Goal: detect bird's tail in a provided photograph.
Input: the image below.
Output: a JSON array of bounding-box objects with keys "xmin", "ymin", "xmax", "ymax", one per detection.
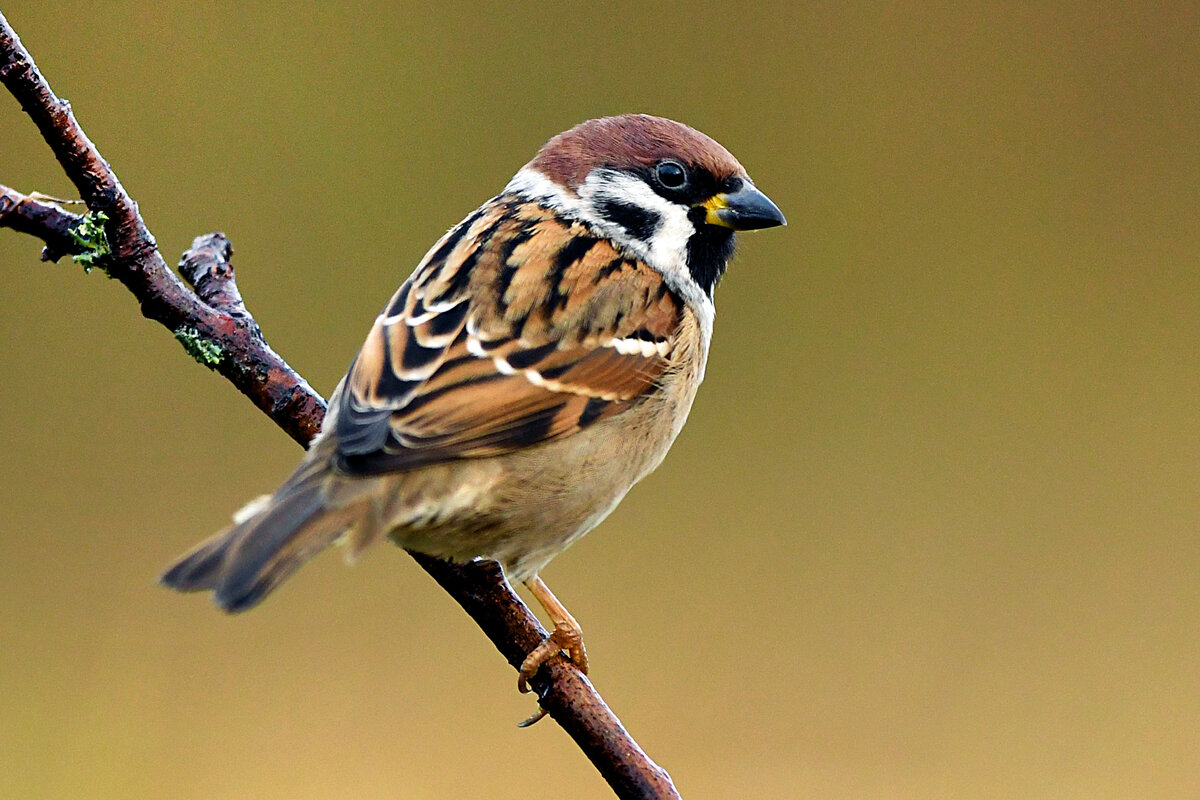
[{"xmin": 160, "ymin": 451, "xmax": 378, "ymax": 612}]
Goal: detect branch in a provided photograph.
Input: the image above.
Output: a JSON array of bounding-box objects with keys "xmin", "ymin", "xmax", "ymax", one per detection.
[
  {"xmin": 0, "ymin": 14, "xmax": 681, "ymax": 800},
  {"xmin": 0, "ymin": 185, "xmax": 82, "ymax": 261}
]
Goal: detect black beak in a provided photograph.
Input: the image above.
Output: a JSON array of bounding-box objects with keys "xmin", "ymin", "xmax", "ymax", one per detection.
[{"xmin": 702, "ymin": 181, "xmax": 787, "ymax": 231}]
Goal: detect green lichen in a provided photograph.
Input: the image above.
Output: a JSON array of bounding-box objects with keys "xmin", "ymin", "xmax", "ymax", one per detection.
[
  {"xmin": 69, "ymin": 211, "xmax": 111, "ymax": 273},
  {"xmin": 174, "ymin": 326, "xmax": 224, "ymax": 369}
]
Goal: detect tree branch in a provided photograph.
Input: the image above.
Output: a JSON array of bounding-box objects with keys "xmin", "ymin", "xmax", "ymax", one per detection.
[
  {"xmin": 0, "ymin": 185, "xmax": 82, "ymax": 261},
  {"xmin": 0, "ymin": 13, "xmax": 681, "ymax": 800}
]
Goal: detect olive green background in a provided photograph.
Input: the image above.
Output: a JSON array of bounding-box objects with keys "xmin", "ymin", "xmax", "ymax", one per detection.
[{"xmin": 3, "ymin": 3, "xmax": 1199, "ymax": 798}]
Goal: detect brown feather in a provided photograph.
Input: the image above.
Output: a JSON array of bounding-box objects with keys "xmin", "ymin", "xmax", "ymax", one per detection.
[{"xmin": 333, "ymin": 196, "xmax": 684, "ymax": 475}]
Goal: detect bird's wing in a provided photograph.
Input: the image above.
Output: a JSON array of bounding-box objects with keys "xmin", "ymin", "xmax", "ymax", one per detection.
[{"xmin": 332, "ymin": 196, "xmax": 684, "ymax": 474}]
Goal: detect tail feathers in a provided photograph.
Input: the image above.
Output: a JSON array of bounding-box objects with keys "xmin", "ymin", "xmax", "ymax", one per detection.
[
  {"xmin": 161, "ymin": 474, "xmax": 370, "ymax": 613},
  {"xmin": 159, "ymin": 527, "xmax": 235, "ymax": 593}
]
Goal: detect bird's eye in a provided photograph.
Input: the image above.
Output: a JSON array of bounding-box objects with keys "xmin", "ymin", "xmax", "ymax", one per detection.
[{"xmin": 655, "ymin": 160, "xmax": 687, "ymax": 189}]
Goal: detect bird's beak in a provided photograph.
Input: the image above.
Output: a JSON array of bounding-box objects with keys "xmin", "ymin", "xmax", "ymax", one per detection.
[{"xmin": 702, "ymin": 182, "xmax": 787, "ymax": 231}]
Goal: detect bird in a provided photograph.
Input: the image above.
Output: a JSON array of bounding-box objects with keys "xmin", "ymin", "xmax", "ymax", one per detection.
[{"xmin": 161, "ymin": 113, "xmax": 785, "ymax": 714}]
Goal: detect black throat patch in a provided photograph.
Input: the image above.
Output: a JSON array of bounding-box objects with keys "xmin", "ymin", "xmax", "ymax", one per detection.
[{"xmin": 685, "ymin": 212, "xmax": 736, "ymax": 297}]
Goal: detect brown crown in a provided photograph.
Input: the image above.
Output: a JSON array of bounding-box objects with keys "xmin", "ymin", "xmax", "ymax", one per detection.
[{"xmin": 528, "ymin": 114, "xmax": 747, "ymax": 191}]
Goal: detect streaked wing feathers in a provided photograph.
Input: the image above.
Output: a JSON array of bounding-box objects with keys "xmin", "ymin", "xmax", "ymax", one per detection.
[{"xmin": 334, "ymin": 196, "xmax": 682, "ymax": 474}]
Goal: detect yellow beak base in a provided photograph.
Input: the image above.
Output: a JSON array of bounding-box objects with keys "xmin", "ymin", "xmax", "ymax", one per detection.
[{"xmin": 699, "ymin": 183, "xmax": 786, "ymax": 231}]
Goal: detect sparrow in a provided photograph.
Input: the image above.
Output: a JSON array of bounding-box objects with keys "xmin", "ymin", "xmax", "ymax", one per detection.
[{"xmin": 162, "ymin": 113, "xmax": 785, "ymax": 714}]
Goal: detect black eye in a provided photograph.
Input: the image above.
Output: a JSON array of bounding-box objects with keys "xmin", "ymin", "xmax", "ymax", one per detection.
[{"xmin": 655, "ymin": 160, "xmax": 687, "ymax": 189}]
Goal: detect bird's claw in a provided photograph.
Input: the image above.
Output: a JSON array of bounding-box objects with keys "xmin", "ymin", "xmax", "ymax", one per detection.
[
  {"xmin": 515, "ymin": 623, "xmax": 588, "ymax": 726},
  {"xmin": 517, "ymin": 623, "xmax": 588, "ymax": 694}
]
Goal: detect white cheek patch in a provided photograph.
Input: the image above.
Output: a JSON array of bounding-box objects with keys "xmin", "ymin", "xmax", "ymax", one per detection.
[{"xmin": 577, "ymin": 170, "xmax": 694, "ymax": 272}]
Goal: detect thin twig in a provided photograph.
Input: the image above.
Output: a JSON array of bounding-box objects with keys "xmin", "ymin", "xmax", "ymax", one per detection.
[
  {"xmin": 0, "ymin": 184, "xmax": 83, "ymax": 261},
  {"xmin": 0, "ymin": 13, "xmax": 681, "ymax": 800}
]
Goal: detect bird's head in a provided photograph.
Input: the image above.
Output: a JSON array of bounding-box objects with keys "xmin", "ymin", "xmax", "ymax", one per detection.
[{"xmin": 506, "ymin": 114, "xmax": 785, "ymax": 303}]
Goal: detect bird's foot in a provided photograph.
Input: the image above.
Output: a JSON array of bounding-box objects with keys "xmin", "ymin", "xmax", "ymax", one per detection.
[
  {"xmin": 515, "ymin": 575, "xmax": 589, "ymax": 726},
  {"xmin": 516, "ymin": 620, "xmax": 588, "ymax": 727},
  {"xmin": 518, "ymin": 620, "xmax": 588, "ymax": 693}
]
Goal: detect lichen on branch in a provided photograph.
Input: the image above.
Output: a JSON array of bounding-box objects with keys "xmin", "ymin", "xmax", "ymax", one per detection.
[
  {"xmin": 174, "ymin": 325, "xmax": 224, "ymax": 368},
  {"xmin": 68, "ymin": 210, "xmax": 110, "ymax": 272}
]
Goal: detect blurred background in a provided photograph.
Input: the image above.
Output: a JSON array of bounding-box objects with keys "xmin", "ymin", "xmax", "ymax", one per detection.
[{"xmin": 2, "ymin": 2, "xmax": 1199, "ymax": 798}]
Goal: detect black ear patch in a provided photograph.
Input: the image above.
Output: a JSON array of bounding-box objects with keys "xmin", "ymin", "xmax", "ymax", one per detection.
[{"xmin": 594, "ymin": 196, "xmax": 661, "ymax": 242}]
